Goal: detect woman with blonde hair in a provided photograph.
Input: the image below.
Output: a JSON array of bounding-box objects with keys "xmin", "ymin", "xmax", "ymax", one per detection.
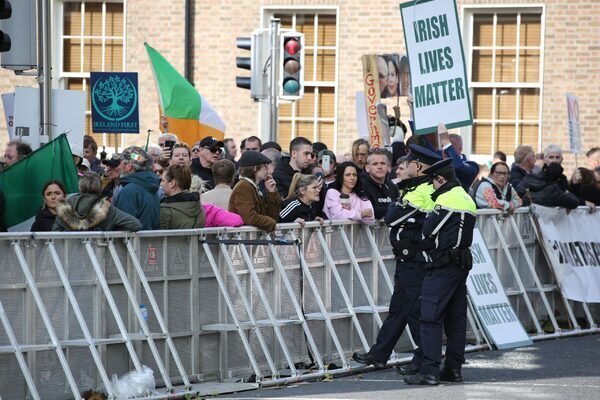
[{"xmin": 279, "ymin": 173, "xmax": 324, "ymax": 225}]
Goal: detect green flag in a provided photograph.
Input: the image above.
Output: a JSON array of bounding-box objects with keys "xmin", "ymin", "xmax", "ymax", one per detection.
[{"xmin": 0, "ymin": 134, "xmax": 79, "ymax": 230}]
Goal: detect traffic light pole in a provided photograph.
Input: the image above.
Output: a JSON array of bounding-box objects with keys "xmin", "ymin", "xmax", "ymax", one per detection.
[
  {"xmin": 268, "ymin": 18, "xmax": 280, "ymax": 142},
  {"xmin": 37, "ymin": 0, "xmax": 52, "ymax": 144}
]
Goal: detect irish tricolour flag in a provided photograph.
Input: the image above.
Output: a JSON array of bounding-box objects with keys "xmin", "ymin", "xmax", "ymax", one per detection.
[{"xmin": 145, "ymin": 43, "xmax": 226, "ymax": 145}]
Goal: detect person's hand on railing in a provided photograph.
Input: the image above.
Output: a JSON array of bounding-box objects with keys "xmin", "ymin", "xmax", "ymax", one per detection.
[
  {"xmin": 585, "ymin": 200, "xmax": 596, "ymax": 213},
  {"xmin": 294, "ymin": 217, "xmax": 306, "ymax": 228}
]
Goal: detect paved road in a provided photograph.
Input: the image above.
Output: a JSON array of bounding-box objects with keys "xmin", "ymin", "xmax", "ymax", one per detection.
[{"xmin": 219, "ymin": 334, "xmax": 600, "ymax": 400}]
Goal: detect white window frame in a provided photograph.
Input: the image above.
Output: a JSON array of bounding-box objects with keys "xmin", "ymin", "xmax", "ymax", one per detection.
[
  {"xmin": 55, "ymin": 0, "xmax": 127, "ymax": 150},
  {"xmin": 261, "ymin": 6, "xmax": 340, "ymax": 153},
  {"xmin": 461, "ymin": 4, "xmax": 545, "ymax": 164}
]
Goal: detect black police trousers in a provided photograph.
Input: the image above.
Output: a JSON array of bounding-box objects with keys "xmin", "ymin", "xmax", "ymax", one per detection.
[
  {"xmin": 419, "ymin": 262, "xmax": 469, "ymax": 376},
  {"xmin": 368, "ymin": 260, "xmax": 426, "ymax": 365}
]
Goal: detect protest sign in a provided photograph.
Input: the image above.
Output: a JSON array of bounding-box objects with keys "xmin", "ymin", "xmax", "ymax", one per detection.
[
  {"xmin": 566, "ymin": 93, "xmax": 581, "ymax": 154},
  {"xmin": 400, "ymin": 0, "xmax": 472, "ymax": 134},
  {"xmin": 361, "ymin": 55, "xmax": 386, "ymax": 148},
  {"xmin": 533, "ymin": 205, "xmax": 600, "ymax": 303},
  {"xmin": 467, "ymin": 229, "xmax": 533, "ymax": 349},
  {"xmin": 91, "ymin": 72, "xmax": 140, "ymax": 134}
]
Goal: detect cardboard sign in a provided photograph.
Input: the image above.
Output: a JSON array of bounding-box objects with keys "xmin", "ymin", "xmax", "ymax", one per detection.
[
  {"xmin": 467, "ymin": 229, "xmax": 533, "ymax": 349},
  {"xmin": 400, "ymin": 0, "xmax": 473, "ymax": 134},
  {"xmin": 566, "ymin": 93, "xmax": 581, "ymax": 154},
  {"xmin": 91, "ymin": 72, "xmax": 140, "ymax": 134},
  {"xmin": 361, "ymin": 55, "xmax": 386, "ymax": 148}
]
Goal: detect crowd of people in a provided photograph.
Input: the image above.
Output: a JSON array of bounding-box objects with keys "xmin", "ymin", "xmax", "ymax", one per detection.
[
  {"xmin": 0, "ymin": 128, "xmax": 599, "ymax": 233},
  {"xmin": 1, "ymin": 125, "xmax": 598, "ymax": 385}
]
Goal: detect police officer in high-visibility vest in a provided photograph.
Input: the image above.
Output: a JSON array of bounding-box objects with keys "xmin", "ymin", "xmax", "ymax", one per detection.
[
  {"xmin": 352, "ymin": 145, "xmax": 440, "ymax": 372},
  {"xmin": 404, "ymin": 158, "xmax": 476, "ymax": 385}
]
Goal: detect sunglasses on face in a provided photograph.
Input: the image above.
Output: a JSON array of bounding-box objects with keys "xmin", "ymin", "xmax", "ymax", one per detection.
[
  {"xmin": 192, "ymin": 147, "xmax": 200, "ymax": 153},
  {"xmin": 204, "ymin": 146, "xmax": 222, "ymax": 154}
]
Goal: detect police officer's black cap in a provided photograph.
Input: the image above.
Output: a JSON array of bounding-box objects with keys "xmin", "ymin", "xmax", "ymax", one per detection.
[
  {"xmin": 238, "ymin": 151, "xmax": 272, "ymax": 167},
  {"xmin": 422, "ymin": 158, "xmax": 454, "ymax": 176},
  {"xmin": 407, "ymin": 144, "xmax": 441, "ymax": 166}
]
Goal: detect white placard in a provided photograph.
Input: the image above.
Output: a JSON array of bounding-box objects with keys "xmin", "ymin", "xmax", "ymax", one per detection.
[
  {"xmin": 468, "ymin": 228, "xmax": 533, "ymax": 349},
  {"xmin": 400, "ymin": 0, "xmax": 473, "ymax": 134},
  {"xmin": 566, "ymin": 93, "xmax": 581, "ymax": 154},
  {"xmin": 2, "ymin": 92, "xmax": 16, "ymax": 140},
  {"xmin": 355, "ymin": 91, "xmax": 369, "ymax": 139},
  {"xmin": 13, "ymin": 87, "xmax": 86, "ymax": 151},
  {"xmin": 533, "ymin": 205, "xmax": 600, "ymax": 303}
]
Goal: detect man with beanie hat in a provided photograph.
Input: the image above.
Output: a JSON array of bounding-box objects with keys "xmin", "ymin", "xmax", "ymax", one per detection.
[
  {"xmin": 113, "ymin": 146, "xmax": 161, "ymax": 230},
  {"xmin": 229, "ymin": 151, "xmax": 281, "ymax": 231}
]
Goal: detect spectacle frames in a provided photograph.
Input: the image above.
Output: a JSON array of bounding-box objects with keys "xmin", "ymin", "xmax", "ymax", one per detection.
[{"xmin": 493, "ymin": 171, "xmax": 509, "ymax": 176}]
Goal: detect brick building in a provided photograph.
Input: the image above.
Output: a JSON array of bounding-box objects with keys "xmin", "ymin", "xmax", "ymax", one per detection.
[{"xmin": 0, "ymin": 0, "xmax": 598, "ymax": 171}]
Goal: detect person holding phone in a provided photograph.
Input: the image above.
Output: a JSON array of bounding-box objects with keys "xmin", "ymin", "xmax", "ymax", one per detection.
[
  {"xmin": 323, "ymin": 161, "xmax": 375, "ymax": 224},
  {"xmin": 229, "ymin": 151, "xmax": 281, "ymax": 232}
]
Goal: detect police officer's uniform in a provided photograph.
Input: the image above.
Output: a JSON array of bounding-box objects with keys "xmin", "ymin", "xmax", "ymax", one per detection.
[
  {"xmin": 352, "ymin": 145, "xmax": 440, "ymax": 369},
  {"xmin": 405, "ymin": 158, "xmax": 476, "ymax": 385}
]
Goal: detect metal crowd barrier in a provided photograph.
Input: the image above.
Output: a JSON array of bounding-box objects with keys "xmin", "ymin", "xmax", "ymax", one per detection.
[{"xmin": 0, "ymin": 210, "xmax": 598, "ymax": 399}]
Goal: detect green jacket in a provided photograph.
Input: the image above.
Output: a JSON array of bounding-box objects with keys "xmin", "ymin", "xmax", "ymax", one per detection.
[{"xmin": 160, "ymin": 191, "xmax": 205, "ymax": 229}]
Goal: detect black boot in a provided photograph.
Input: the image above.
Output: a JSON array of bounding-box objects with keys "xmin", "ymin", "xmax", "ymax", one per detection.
[
  {"xmin": 396, "ymin": 362, "xmax": 420, "ymax": 375},
  {"xmin": 404, "ymin": 373, "xmax": 440, "ymax": 385},
  {"xmin": 352, "ymin": 352, "xmax": 386, "ymax": 368},
  {"xmin": 439, "ymin": 365, "xmax": 463, "ymax": 382}
]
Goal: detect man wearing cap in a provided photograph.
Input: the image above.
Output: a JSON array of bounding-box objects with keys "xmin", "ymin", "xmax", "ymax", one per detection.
[
  {"xmin": 113, "ymin": 146, "xmax": 161, "ymax": 230},
  {"xmin": 404, "ymin": 158, "xmax": 476, "ymax": 386},
  {"xmin": 353, "ymin": 144, "xmax": 439, "ymax": 373},
  {"xmin": 229, "ymin": 151, "xmax": 281, "ymax": 231},
  {"xmin": 191, "ymin": 137, "xmax": 224, "ymax": 190},
  {"xmin": 101, "ymin": 154, "xmax": 123, "ymax": 200},
  {"xmin": 361, "ymin": 148, "xmax": 399, "ymax": 219}
]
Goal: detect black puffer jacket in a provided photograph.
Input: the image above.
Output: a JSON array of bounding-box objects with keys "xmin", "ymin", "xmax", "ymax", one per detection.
[{"xmin": 517, "ymin": 165, "xmax": 582, "ymax": 209}]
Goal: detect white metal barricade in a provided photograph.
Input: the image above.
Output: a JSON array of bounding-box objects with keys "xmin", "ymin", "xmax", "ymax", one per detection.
[{"xmin": 0, "ymin": 212, "xmax": 598, "ymax": 399}]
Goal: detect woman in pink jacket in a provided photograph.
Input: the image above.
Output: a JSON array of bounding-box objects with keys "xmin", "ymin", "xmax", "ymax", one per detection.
[
  {"xmin": 323, "ymin": 161, "xmax": 375, "ymax": 224},
  {"xmin": 202, "ymin": 203, "xmax": 243, "ymax": 228}
]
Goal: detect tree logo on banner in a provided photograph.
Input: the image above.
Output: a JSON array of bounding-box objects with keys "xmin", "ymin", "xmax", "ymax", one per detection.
[{"xmin": 92, "ymin": 75, "xmax": 138, "ymax": 121}]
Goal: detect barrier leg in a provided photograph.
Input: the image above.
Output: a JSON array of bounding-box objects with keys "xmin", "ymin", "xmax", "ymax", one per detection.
[
  {"xmin": 490, "ymin": 216, "xmax": 545, "ymax": 334},
  {"xmin": 46, "ymin": 241, "xmax": 115, "ymax": 398},
  {"xmin": 201, "ymin": 242, "xmax": 263, "ymax": 380},
  {"xmin": 266, "ymin": 233, "xmax": 325, "ymax": 372},
  {"xmin": 289, "ymin": 231, "xmax": 349, "ymax": 368},
  {"xmin": 112, "ymin": 240, "xmax": 179, "ymax": 389},
  {"xmin": 466, "ymin": 295, "xmax": 490, "ymax": 348},
  {"xmin": 219, "ymin": 240, "xmax": 278, "ymax": 377},
  {"xmin": 363, "ymin": 227, "xmax": 417, "ymax": 350},
  {"xmin": 316, "ymin": 228, "xmax": 370, "ymax": 351},
  {"xmin": 0, "ymin": 301, "xmax": 41, "ymax": 400},
  {"xmin": 525, "ymin": 214, "xmax": 576, "ymax": 332},
  {"xmin": 238, "ymin": 242, "xmax": 298, "ymax": 377},
  {"xmin": 84, "ymin": 241, "xmax": 144, "ymax": 375},
  {"xmin": 12, "ymin": 241, "xmax": 82, "ymax": 400}
]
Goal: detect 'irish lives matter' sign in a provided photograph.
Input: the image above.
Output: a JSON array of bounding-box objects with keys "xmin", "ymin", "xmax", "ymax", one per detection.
[
  {"xmin": 467, "ymin": 229, "xmax": 532, "ymax": 349},
  {"xmin": 91, "ymin": 72, "xmax": 140, "ymax": 134},
  {"xmin": 400, "ymin": 0, "xmax": 472, "ymax": 134}
]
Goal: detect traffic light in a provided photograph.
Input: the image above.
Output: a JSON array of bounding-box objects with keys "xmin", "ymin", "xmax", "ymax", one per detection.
[
  {"xmin": 279, "ymin": 31, "xmax": 305, "ymax": 101},
  {"xmin": 0, "ymin": 0, "xmax": 36, "ymax": 71},
  {"xmin": 235, "ymin": 30, "xmax": 269, "ymax": 101},
  {"xmin": 0, "ymin": 0, "xmax": 11, "ymax": 52}
]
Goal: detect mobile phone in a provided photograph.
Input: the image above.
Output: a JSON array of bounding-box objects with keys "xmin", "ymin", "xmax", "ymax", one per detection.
[
  {"xmin": 321, "ymin": 155, "xmax": 331, "ymax": 172},
  {"xmin": 165, "ymin": 140, "xmax": 175, "ymax": 149}
]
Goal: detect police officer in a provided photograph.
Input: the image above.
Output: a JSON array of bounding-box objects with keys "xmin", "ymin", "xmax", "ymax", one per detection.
[
  {"xmin": 352, "ymin": 145, "xmax": 440, "ymax": 371},
  {"xmin": 404, "ymin": 158, "xmax": 476, "ymax": 385}
]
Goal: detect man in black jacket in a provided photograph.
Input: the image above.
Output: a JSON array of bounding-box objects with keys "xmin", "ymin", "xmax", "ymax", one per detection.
[
  {"xmin": 273, "ymin": 136, "xmax": 313, "ymax": 198},
  {"xmin": 510, "ymin": 145, "xmax": 535, "ymax": 194},
  {"xmin": 191, "ymin": 137, "xmax": 224, "ymax": 189},
  {"xmin": 361, "ymin": 148, "xmax": 399, "ymax": 219}
]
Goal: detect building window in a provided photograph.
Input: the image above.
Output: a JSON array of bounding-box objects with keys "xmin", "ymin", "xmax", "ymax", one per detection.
[
  {"xmin": 468, "ymin": 10, "xmax": 543, "ymax": 156},
  {"xmin": 61, "ymin": 1, "xmax": 125, "ymax": 148},
  {"xmin": 272, "ymin": 11, "xmax": 338, "ymax": 152}
]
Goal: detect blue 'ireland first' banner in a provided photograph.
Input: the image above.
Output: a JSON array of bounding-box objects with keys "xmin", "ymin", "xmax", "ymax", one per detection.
[{"xmin": 90, "ymin": 72, "xmax": 140, "ymax": 134}]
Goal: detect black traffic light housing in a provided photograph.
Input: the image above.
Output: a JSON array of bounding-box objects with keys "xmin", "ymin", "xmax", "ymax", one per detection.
[
  {"xmin": 279, "ymin": 31, "xmax": 305, "ymax": 101},
  {"xmin": 0, "ymin": 0, "xmax": 12, "ymax": 52}
]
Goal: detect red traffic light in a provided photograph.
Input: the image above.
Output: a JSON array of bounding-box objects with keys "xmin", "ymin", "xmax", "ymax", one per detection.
[{"xmin": 284, "ymin": 38, "xmax": 301, "ymax": 55}]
